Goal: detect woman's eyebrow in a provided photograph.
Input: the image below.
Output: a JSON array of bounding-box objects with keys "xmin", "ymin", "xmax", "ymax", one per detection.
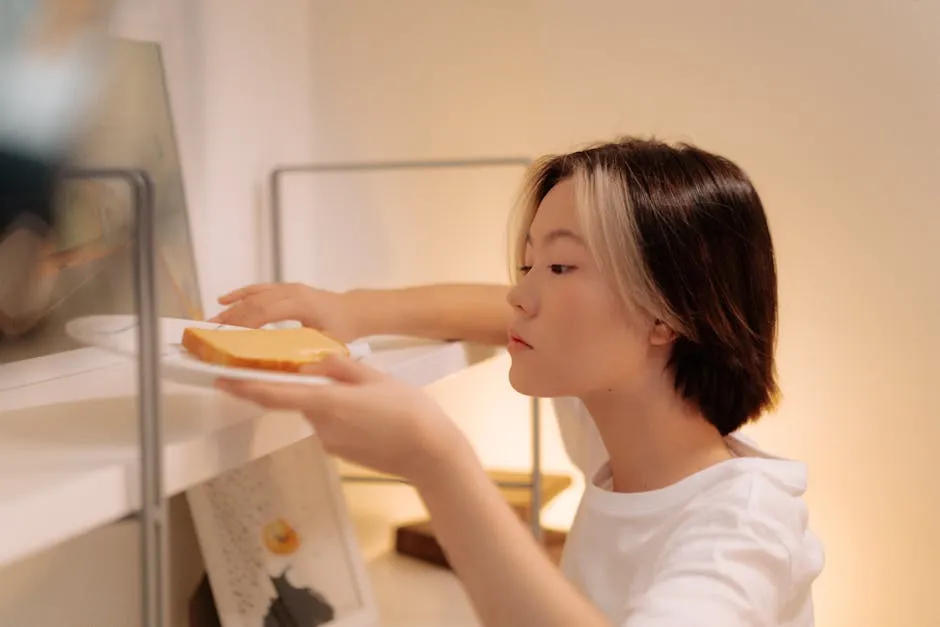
[{"xmin": 525, "ymin": 228, "xmax": 585, "ymax": 245}]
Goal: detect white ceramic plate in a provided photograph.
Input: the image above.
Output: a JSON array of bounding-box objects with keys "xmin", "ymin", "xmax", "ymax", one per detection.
[{"xmin": 65, "ymin": 315, "xmax": 371, "ymax": 388}]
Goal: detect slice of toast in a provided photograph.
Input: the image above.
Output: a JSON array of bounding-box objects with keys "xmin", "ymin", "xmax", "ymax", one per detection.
[{"xmin": 181, "ymin": 326, "xmax": 349, "ymax": 373}]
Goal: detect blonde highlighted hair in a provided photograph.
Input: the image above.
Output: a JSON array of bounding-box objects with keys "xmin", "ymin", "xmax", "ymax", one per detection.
[{"xmin": 510, "ymin": 137, "xmax": 780, "ymax": 434}]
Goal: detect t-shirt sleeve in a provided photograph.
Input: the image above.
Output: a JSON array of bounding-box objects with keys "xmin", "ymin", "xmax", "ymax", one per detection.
[{"xmin": 620, "ymin": 508, "xmax": 798, "ymax": 626}]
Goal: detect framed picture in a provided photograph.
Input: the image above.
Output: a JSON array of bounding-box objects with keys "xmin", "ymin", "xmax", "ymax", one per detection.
[{"xmin": 186, "ymin": 437, "xmax": 379, "ymax": 627}]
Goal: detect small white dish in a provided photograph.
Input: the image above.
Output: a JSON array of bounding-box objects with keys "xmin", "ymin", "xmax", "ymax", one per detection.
[{"xmin": 65, "ymin": 315, "xmax": 371, "ymax": 388}]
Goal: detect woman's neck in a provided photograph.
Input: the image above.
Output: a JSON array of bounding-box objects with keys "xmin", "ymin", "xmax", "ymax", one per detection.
[{"xmin": 580, "ymin": 384, "xmax": 732, "ymax": 494}]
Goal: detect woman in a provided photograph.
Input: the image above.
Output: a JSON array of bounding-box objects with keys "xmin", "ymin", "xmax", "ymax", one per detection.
[{"xmin": 212, "ymin": 137, "xmax": 825, "ymax": 626}]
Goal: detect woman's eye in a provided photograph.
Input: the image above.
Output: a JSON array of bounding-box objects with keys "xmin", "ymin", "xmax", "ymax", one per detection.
[{"xmin": 519, "ymin": 264, "xmax": 575, "ymax": 276}]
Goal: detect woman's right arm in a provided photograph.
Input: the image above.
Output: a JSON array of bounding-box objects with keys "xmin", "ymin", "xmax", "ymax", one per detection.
[
  {"xmin": 212, "ymin": 282, "xmax": 512, "ymax": 347},
  {"xmin": 345, "ymin": 284, "xmax": 512, "ymax": 346}
]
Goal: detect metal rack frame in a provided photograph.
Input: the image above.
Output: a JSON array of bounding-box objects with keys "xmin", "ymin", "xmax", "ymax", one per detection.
[
  {"xmin": 61, "ymin": 168, "xmax": 165, "ymax": 627},
  {"xmin": 267, "ymin": 157, "xmax": 545, "ymax": 539}
]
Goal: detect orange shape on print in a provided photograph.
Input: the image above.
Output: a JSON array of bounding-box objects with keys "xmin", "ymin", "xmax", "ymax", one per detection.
[{"xmin": 262, "ymin": 518, "xmax": 301, "ymax": 556}]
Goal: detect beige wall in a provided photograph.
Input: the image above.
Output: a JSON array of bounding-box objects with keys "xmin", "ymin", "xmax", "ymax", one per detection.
[{"xmin": 295, "ymin": 2, "xmax": 940, "ymax": 626}]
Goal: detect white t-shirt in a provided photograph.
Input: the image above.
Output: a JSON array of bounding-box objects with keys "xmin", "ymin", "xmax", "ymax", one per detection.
[{"xmin": 552, "ymin": 397, "xmax": 825, "ymax": 627}]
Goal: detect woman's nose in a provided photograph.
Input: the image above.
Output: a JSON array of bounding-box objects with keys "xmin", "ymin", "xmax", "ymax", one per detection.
[{"xmin": 507, "ymin": 279, "xmax": 534, "ymax": 316}]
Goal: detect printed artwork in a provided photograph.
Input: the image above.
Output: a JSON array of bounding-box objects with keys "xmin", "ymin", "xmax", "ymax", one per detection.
[
  {"xmin": 0, "ymin": 38, "xmax": 203, "ymax": 363},
  {"xmin": 186, "ymin": 437, "xmax": 373, "ymax": 627}
]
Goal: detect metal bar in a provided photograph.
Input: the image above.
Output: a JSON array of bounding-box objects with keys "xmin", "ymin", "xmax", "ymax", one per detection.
[
  {"xmin": 269, "ymin": 165, "xmax": 284, "ymax": 284},
  {"xmin": 62, "ymin": 168, "xmax": 163, "ymax": 627},
  {"xmin": 266, "ymin": 157, "xmax": 549, "ymax": 540},
  {"xmin": 530, "ymin": 396, "xmax": 543, "ymax": 541}
]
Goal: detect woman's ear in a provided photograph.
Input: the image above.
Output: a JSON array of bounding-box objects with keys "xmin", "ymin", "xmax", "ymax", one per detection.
[{"xmin": 650, "ymin": 319, "xmax": 677, "ymax": 346}]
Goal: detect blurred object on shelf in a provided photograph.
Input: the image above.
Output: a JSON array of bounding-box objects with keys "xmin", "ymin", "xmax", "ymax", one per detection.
[
  {"xmin": 0, "ymin": 34, "xmax": 204, "ymax": 364},
  {"xmin": 0, "ymin": 1, "xmax": 121, "ymax": 347}
]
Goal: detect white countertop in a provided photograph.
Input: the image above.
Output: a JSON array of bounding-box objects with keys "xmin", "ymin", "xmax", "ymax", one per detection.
[
  {"xmin": 368, "ymin": 553, "xmax": 480, "ymax": 627},
  {"xmin": 0, "ymin": 338, "xmax": 476, "ymax": 570}
]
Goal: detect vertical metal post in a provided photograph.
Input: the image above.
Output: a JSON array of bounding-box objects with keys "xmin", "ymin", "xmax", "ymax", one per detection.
[
  {"xmin": 269, "ymin": 169, "xmax": 285, "ymax": 284},
  {"xmin": 133, "ymin": 171, "xmax": 164, "ymax": 627},
  {"xmin": 62, "ymin": 168, "xmax": 164, "ymax": 627},
  {"xmin": 530, "ymin": 396, "xmax": 543, "ymax": 541}
]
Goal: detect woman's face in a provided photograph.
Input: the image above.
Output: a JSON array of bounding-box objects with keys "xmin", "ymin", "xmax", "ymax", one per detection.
[{"xmin": 506, "ymin": 179, "xmax": 667, "ymax": 399}]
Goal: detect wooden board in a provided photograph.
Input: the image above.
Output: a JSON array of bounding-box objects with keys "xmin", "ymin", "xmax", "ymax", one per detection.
[
  {"xmin": 341, "ymin": 466, "xmax": 573, "ymax": 510},
  {"xmin": 487, "ymin": 470, "xmax": 572, "ymax": 519},
  {"xmin": 393, "ymin": 468, "xmax": 572, "ymax": 571}
]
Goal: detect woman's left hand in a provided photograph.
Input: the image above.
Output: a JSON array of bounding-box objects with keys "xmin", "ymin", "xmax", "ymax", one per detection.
[{"xmin": 215, "ymin": 355, "xmax": 465, "ymax": 483}]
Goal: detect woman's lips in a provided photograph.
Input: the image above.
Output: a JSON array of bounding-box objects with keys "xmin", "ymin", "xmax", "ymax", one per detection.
[{"xmin": 508, "ymin": 331, "xmax": 533, "ymax": 350}]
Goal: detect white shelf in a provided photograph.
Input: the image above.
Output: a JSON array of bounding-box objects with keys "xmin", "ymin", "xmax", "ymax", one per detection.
[{"xmin": 0, "ymin": 338, "xmax": 475, "ymax": 570}]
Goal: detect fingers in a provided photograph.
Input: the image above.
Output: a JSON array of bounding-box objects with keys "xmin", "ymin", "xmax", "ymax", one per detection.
[
  {"xmin": 217, "ymin": 283, "xmax": 275, "ymax": 305},
  {"xmin": 300, "ymin": 354, "xmax": 385, "ymax": 384},
  {"xmin": 210, "ymin": 293, "xmax": 298, "ymax": 328}
]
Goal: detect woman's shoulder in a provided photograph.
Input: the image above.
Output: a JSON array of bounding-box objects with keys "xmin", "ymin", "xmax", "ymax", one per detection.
[
  {"xmin": 677, "ymin": 439, "xmax": 822, "ymax": 563},
  {"xmin": 723, "ymin": 433, "xmax": 813, "ymax": 512},
  {"xmin": 688, "ymin": 461, "xmax": 825, "ymax": 587}
]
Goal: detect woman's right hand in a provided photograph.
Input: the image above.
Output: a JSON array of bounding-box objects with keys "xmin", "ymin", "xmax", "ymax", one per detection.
[
  {"xmin": 208, "ymin": 283, "xmax": 361, "ymax": 342},
  {"xmin": 216, "ymin": 354, "xmax": 467, "ymax": 483}
]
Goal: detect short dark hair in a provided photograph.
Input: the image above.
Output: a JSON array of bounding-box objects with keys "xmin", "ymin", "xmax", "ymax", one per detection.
[{"xmin": 513, "ymin": 137, "xmax": 779, "ymax": 435}]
